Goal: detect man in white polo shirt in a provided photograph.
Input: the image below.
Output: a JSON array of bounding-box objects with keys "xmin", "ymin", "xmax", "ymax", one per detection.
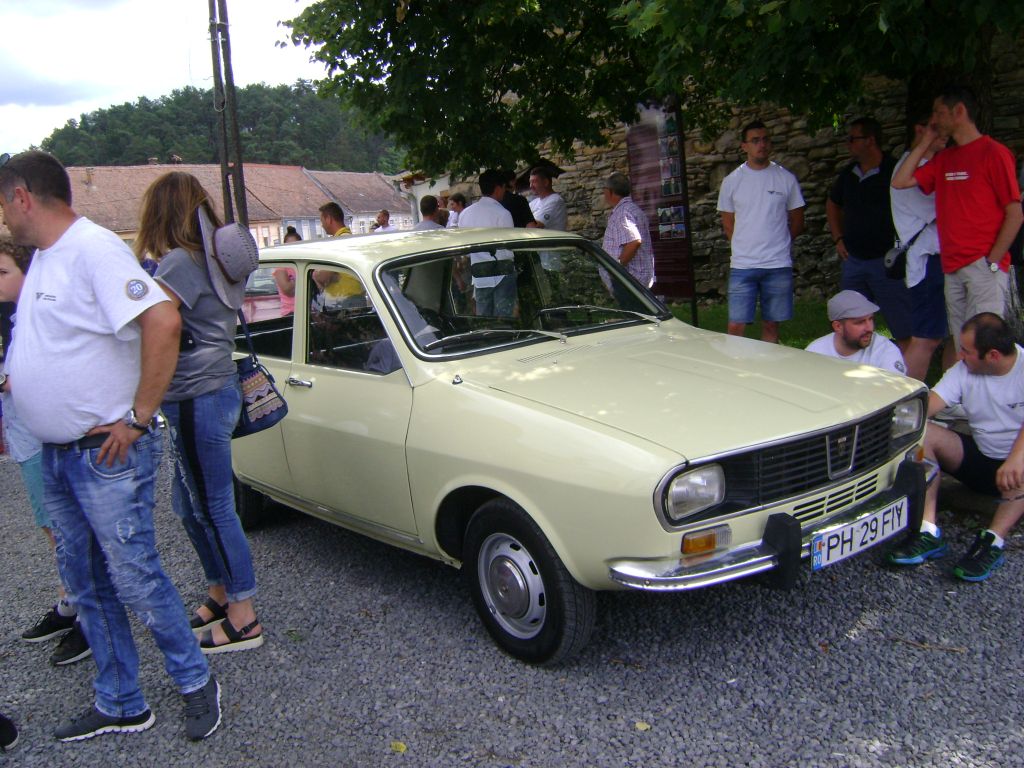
[
  {"xmin": 528, "ymin": 166, "xmax": 567, "ymax": 231},
  {"xmin": 806, "ymin": 290, "xmax": 907, "ymax": 375},
  {"xmin": 0, "ymin": 151, "xmax": 220, "ymax": 742},
  {"xmin": 458, "ymin": 168, "xmax": 516, "ymax": 316}
]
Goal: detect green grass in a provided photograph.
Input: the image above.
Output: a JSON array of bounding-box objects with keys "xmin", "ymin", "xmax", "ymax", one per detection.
[
  {"xmin": 669, "ymin": 300, "xmax": 862, "ymax": 350},
  {"xmin": 669, "ymin": 300, "xmax": 944, "ymax": 386}
]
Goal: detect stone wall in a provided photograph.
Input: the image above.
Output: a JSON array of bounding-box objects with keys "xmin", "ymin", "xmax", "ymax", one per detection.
[{"xmin": 543, "ymin": 35, "xmax": 1024, "ymax": 304}]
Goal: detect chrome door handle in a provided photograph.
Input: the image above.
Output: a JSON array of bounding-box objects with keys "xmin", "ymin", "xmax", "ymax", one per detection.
[{"xmin": 287, "ymin": 377, "xmax": 313, "ymax": 388}]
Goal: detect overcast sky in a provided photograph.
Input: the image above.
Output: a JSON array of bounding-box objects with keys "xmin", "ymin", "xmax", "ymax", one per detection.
[{"xmin": 0, "ymin": 0, "xmax": 329, "ymax": 154}]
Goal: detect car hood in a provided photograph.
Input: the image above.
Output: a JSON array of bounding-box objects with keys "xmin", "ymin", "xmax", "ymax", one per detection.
[{"xmin": 444, "ymin": 323, "xmax": 924, "ymax": 460}]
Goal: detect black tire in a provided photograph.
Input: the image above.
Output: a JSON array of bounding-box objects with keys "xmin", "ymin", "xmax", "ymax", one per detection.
[
  {"xmin": 463, "ymin": 498, "xmax": 596, "ymax": 665},
  {"xmin": 234, "ymin": 475, "xmax": 266, "ymax": 531}
]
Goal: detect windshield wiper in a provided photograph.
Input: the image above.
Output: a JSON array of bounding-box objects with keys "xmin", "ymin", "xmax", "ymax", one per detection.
[
  {"xmin": 537, "ymin": 305, "xmax": 662, "ymax": 325},
  {"xmin": 422, "ymin": 327, "xmax": 567, "ymax": 352}
]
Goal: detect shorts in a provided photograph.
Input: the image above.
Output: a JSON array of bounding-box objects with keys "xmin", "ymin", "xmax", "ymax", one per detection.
[
  {"xmin": 728, "ymin": 268, "xmax": 794, "ymax": 324},
  {"xmin": 946, "ymin": 432, "xmax": 1003, "ymax": 498},
  {"xmin": 909, "ymin": 253, "xmax": 948, "ymax": 340},
  {"xmin": 944, "ymin": 256, "xmax": 1008, "ymax": 346},
  {"xmin": 17, "ymin": 452, "xmax": 51, "ymax": 529}
]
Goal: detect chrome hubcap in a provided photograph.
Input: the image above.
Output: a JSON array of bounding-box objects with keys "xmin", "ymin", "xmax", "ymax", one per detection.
[{"xmin": 478, "ymin": 533, "xmax": 546, "ymax": 639}]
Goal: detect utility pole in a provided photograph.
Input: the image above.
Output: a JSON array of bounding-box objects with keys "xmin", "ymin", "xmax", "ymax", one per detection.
[{"xmin": 208, "ymin": 0, "xmax": 248, "ymax": 225}]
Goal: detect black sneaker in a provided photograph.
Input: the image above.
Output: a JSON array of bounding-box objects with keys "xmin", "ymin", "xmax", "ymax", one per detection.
[
  {"xmin": 54, "ymin": 707, "xmax": 155, "ymax": 742},
  {"xmin": 50, "ymin": 622, "xmax": 92, "ymax": 666},
  {"xmin": 887, "ymin": 530, "xmax": 948, "ymax": 565},
  {"xmin": 953, "ymin": 530, "xmax": 1006, "ymax": 582},
  {"xmin": 183, "ymin": 675, "xmax": 221, "ymax": 741},
  {"xmin": 21, "ymin": 605, "xmax": 75, "ymax": 643},
  {"xmin": 0, "ymin": 713, "xmax": 18, "ymax": 752}
]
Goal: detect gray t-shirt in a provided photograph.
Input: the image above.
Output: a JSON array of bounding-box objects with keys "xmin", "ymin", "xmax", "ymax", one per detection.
[{"xmin": 155, "ymin": 248, "xmax": 237, "ymax": 401}]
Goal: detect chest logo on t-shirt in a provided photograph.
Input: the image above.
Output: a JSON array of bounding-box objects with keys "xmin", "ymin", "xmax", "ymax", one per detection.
[
  {"xmin": 34, "ymin": 292, "xmax": 56, "ymax": 302},
  {"xmin": 126, "ymin": 279, "xmax": 149, "ymax": 300},
  {"xmin": 944, "ymin": 171, "xmax": 969, "ymax": 182}
]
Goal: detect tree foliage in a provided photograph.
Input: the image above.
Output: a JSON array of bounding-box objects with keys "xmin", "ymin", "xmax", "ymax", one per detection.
[
  {"xmin": 40, "ymin": 82, "xmax": 400, "ymax": 172},
  {"xmin": 616, "ymin": 0, "xmax": 1024, "ymax": 132},
  {"xmin": 286, "ymin": 0, "xmax": 655, "ymax": 177},
  {"xmin": 286, "ymin": 0, "xmax": 1023, "ymax": 175}
]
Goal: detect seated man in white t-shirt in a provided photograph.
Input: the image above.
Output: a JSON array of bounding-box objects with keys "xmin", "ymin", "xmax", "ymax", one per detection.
[
  {"xmin": 887, "ymin": 312, "xmax": 1024, "ymax": 582},
  {"xmin": 805, "ymin": 290, "xmax": 907, "ymax": 375}
]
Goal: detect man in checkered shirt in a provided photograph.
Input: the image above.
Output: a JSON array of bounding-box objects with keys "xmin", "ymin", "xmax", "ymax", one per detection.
[{"xmin": 602, "ymin": 172, "xmax": 655, "ymax": 290}]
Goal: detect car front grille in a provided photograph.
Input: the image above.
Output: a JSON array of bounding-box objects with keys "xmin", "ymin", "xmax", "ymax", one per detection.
[{"xmin": 692, "ymin": 407, "xmax": 911, "ymax": 524}]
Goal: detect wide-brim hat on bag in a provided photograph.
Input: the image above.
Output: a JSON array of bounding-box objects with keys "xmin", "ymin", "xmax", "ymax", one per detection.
[{"xmin": 198, "ymin": 205, "xmax": 259, "ymax": 310}]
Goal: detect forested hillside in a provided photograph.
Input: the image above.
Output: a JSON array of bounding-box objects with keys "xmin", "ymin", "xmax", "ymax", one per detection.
[{"xmin": 40, "ymin": 81, "xmax": 402, "ymax": 172}]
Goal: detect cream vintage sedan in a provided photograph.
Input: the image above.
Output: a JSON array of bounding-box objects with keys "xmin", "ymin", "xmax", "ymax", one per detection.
[{"xmin": 233, "ymin": 228, "xmax": 932, "ymax": 665}]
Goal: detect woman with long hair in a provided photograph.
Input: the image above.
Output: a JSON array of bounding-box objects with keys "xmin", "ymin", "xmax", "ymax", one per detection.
[{"xmin": 134, "ymin": 172, "xmax": 263, "ymax": 654}]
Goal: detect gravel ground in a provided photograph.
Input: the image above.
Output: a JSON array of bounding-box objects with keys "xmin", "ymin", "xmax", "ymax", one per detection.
[{"xmin": 1, "ymin": 451, "xmax": 1022, "ymax": 768}]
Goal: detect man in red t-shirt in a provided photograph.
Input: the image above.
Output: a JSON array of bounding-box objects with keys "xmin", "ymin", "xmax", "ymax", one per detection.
[{"xmin": 892, "ymin": 85, "xmax": 1023, "ymax": 351}]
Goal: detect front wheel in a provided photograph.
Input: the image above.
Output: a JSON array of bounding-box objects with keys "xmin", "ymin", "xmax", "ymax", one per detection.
[
  {"xmin": 463, "ymin": 498, "xmax": 596, "ymax": 665},
  {"xmin": 233, "ymin": 475, "xmax": 266, "ymax": 531}
]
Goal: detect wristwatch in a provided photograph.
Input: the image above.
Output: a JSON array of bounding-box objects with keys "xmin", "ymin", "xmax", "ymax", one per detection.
[
  {"xmin": 124, "ymin": 408, "xmax": 153, "ymax": 432},
  {"xmin": 988, "ymin": 259, "xmax": 1000, "ymax": 273}
]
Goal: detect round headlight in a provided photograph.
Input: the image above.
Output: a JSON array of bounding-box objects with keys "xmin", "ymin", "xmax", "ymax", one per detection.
[
  {"xmin": 891, "ymin": 398, "xmax": 924, "ymax": 441},
  {"xmin": 664, "ymin": 465, "xmax": 726, "ymax": 525}
]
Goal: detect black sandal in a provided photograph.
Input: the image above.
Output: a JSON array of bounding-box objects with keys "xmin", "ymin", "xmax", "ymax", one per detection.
[
  {"xmin": 200, "ymin": 616, "xmax": 264, "ymax": 655},
  {"xmin": 189, "ymin": 598, "xmax": 228, "ymax": 633}
]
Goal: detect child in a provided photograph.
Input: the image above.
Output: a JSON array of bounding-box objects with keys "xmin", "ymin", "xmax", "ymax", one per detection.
[{"xmin": 0, "ymin": 236, "xmax": 91, "ymax": 666}]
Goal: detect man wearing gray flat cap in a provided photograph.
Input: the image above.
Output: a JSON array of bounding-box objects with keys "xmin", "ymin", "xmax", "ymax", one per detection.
[{"xmin": 805, "ymin": 289, "xmax": 907, "ymax": 374}]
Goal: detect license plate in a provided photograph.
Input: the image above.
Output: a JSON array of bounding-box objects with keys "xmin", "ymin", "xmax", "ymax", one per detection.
[{"xmin": 811, "ymin": 497, "xmax": 908, "ymax": 570}]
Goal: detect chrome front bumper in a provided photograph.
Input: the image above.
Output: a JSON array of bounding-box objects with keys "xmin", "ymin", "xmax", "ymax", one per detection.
[{"xmin": 608, "ymin": 458, "xmax": 938, "ymax": 592}]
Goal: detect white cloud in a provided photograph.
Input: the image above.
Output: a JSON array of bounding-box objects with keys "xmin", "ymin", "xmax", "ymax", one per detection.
[{"xmin": 0, "ymin": 0, "xmax": 326, "ymax": 152}]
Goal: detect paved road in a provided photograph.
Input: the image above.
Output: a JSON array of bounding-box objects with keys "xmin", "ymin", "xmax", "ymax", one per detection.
[{"xmin": 1, "ymin": 453, "xmax": 1021, "ymax": 767}]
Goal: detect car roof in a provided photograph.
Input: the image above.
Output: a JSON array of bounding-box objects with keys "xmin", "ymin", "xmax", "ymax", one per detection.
[{"xmin": 257, "ymin": 228, "xmax": 589, "ymax": 270}]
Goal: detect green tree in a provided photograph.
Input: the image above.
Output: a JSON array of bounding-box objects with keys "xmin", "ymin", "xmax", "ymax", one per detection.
[
  {"xmin": 286, "ymin": 0, "xmax": 655, "ymax": 177},
  {"xmin": 286, "ymin": 0, "xmax": 1023, "ymax": 174},
  {"xmin": 615, "ymin": 0, "xmax": 1024, "ymax": 133},
  {"xmin": 39, "ymin": 83, "xmax": 399, "ymax": 171}
]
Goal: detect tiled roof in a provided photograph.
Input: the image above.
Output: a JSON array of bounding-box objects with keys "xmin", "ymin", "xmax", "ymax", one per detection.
[
  {"xmin": 306, "ymin": 170, "xmax": 408, "ymax": 215},
  {"xmin": 49, "ymin": 163, "xmax": 405, "ymax": 235},
  {"xmin": 66, "ymin": 164, "xmax": 275, "ymax": 232}
]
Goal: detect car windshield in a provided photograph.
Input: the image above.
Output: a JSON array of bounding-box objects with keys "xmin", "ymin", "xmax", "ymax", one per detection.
[{"xmin": 378, "ymin": 240, "xmax": 670, "ymax": 356}]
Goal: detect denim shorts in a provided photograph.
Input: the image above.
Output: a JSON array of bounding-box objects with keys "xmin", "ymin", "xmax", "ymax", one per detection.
[{"xmin": 728, "ymin": 267, "xmax": 794, "ymax": 324}]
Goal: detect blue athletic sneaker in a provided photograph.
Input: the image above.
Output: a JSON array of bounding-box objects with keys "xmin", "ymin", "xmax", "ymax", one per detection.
[
  {"xmin": 887, "ymin": 530, "xmax": 948, "ymax": 565},
  {"xmin": 953, "ymin": 531, "xmax": 1005, "ymax": 582}
]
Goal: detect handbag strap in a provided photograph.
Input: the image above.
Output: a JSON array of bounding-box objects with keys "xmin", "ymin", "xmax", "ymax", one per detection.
[
  {"xmin": 901, "ymin": 220, "xmax": 935, "ymax": 251},
  {"xmin": 236, "ymin": 309, "xmax": 258, "ymax": 359}
]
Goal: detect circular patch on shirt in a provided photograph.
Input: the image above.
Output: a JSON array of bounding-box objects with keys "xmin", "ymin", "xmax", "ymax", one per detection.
[{"xmin": 126, "ymin": 279, "xmax": 149, "ymax": 300}]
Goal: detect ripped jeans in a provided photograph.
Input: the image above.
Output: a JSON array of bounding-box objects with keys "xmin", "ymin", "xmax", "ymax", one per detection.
[{"xmin": 44, "ymin": 429, "xmax": 208, "ymax": 718}]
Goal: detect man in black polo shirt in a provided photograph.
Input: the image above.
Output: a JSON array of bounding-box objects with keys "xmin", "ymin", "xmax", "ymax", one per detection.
[
  {"xmin": 500, "ymin": 170, "xmax": 540, "ymax": 228},
  {"xmin": 827, "ymin": 117, "xmax": 912, "ymax": 349}
]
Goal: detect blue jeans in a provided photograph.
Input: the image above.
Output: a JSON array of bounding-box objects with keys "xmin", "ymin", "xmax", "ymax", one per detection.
[
  {"xmin": 163, "ymin": 380, "xmax": 257, "ymax": 603},
  {"xmin": 474, "ymin": 275, "xmax": 517, "ymax": 317},
  {"xmin": 728, "ymin": 267, "xmax": 794, "ymax": 323},
  {"xmin": 840, "ymin": 256, "xmax": 913, "ymax": 339},
  {"xmin": 44, "ymin": 430, "xmax": 209, "ymax": 718}
]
